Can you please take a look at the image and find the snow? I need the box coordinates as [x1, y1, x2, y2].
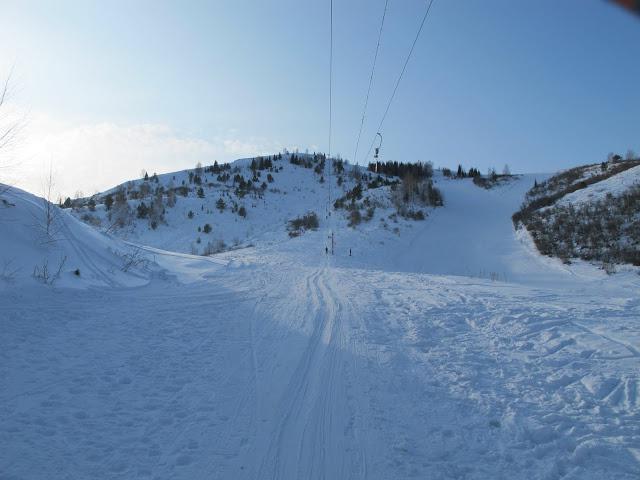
[1, 161, 639, 479]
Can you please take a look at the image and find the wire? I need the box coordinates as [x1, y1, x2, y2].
[329, 0, 333, 161]
[353, 0, 389, 165]
[328, 0, 333, 212]
[363, 0, 437, 163]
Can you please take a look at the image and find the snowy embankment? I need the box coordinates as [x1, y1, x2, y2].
[513, 159, 640, 268]
[0, 186, 150, 288]
[1, 164, 639, 479]
[558, 163, 640, 206]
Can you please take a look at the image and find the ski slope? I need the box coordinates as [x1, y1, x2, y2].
[2, 168, 639, 479]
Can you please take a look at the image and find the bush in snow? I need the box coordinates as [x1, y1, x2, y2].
[110, 187, 131, 228]
[348, 209, 362, 228]
[288, 212, 319, 237]
[202, 239, 226, 256]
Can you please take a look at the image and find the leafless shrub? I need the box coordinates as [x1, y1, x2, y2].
[32, 255, 67, 285]
[81, 213, 101, 227]
[1, 258, 20, 282]
[0, 70, 26, 193]
[121, 247, 148, 272]
[202, 239, 226, 256]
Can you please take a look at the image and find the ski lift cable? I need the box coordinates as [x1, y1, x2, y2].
[327, 0, 335, 256]
[328, 0, 333, 211]
[328, 0, 333, 162]
[363, 0, 437, 164]
[353, 0, 389, 165]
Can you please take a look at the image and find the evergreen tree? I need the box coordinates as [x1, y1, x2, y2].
[137, 202, 149, 219]
[104, 194, 114, 211]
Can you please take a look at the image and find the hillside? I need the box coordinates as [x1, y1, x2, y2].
[67, 153, 442, 255]
[513, 157, 640, 269]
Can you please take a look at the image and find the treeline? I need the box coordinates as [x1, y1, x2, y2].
[290, 153, 326, 170]
[367, 161, 433, 180]
[442, 165, 482, 178]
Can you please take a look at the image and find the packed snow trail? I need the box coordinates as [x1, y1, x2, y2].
[2, 235, 639, 479]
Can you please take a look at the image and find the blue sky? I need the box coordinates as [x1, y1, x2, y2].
[2, 0, 639, 196]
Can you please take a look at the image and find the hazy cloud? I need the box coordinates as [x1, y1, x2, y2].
[3, 108, 283, 199]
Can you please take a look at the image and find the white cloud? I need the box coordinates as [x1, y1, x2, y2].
[1, 108, 283, 199]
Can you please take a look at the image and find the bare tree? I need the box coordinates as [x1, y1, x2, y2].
[39, 162, 62, 241]
[0, 70, 25, 193]
[0, 73, 20, 155]
[625, 149, 636, 162]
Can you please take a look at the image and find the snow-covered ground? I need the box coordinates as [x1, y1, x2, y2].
[1, 164, 639, 479]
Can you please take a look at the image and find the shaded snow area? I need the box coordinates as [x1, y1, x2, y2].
[2, 167, 639, 479]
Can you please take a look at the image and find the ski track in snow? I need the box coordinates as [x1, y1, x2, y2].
[3, 246, 639, 479]
[2, 171, 640, 479]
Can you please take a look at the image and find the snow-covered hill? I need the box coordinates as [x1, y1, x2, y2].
[2, 157, 639, 479]
[513, 158, 640, 269]
[68, 153, 442, 256]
